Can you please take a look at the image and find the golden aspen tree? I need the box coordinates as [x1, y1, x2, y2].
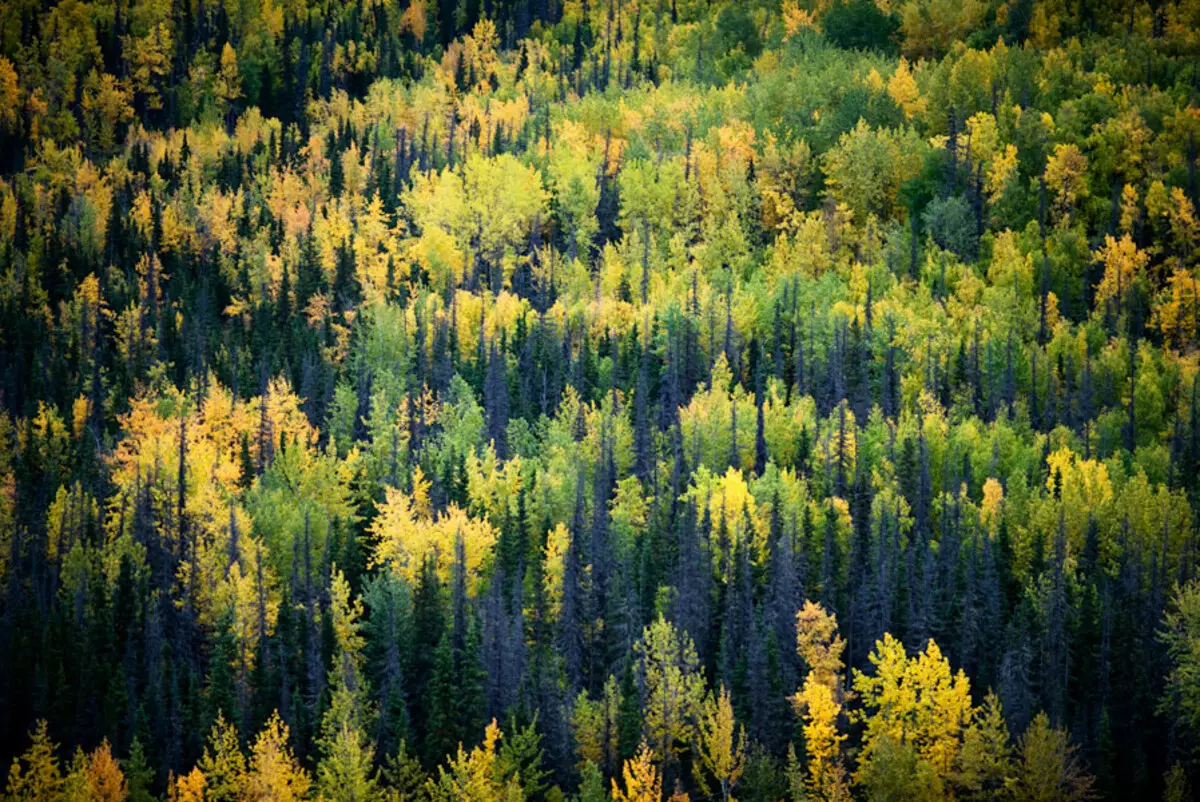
[1093, 234, 1150, 308]
[0, 57, 19, 134]
[214, 43, 242, 123]
[791, 601, 851, 802]
[245, 713, 311, 802]
[611, 744, 662, 802]
[695, 686, 746, 802]
[852, 635, 973, 786]
[1119, 184, 1140, 235]
[6, 721, 65, 802]
[888, 58, 927, 121]
[197, 713, 246, 802]
[82, 740, 127, 802]
[1044, 144, 1089, 223]
[795, 601, 846, 692]
[169, 769, 207, 802]
[426, 720, 524, 802]
[1157, 267, 1200, 348]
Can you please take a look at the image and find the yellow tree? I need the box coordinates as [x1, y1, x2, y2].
[0, 57, 19, 134]
[695, 686, 746, 802]
[852, 635, 973, 786]
[794, 681, 851, 802]
[169, 769, 207, 802]
[82, 740, 127, 802]
[634, 616, 707, 765]
[795, 601, 846, 693]
[887, 58, 927, 121]
[371, 488, 497, 585]
[1044, 144, 1089, 224]
[214, 43, 242, 124]
[245, 713, 311, 802]
[197, 713, 246, 802]
[791, 601, 851, 802]
[1093, 234, 1150, 309]
[611, 744, 662, 802]
[426, 720, 524, 802]
[81, 70, 133, 157]
[123, 0, 174, 112]
[6, 721, 64, 802]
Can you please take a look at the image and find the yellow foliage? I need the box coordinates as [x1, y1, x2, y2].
[370, 487, 497, 584]
[427, 719, 523, 802]
[0, 57, 19, 133]
[1044, 143, 1089, 222]
[853, 635, 973, 783]
[686, 466, 762, 576]
[169, 768, 206, 802]
[888, 58, 927, 120]
[81, 740, 126, 802]
[795, 601, 846, 693]
[246, 713, 310, 802]
[1157, 267, 1200, 349]
[697, 686, 746, 799]
[1120, 184, 1140, 235]
[981, 477, 1004, 536]
[543, 522, 570, 621]
[1093, 234, 1150, 307]
[612, 744, 662, 802]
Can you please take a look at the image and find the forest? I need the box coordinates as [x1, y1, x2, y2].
[2, 0, 1200, 799]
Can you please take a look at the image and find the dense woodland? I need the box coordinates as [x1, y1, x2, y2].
[2, 0, 1200, 799]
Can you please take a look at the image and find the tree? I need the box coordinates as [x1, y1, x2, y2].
[170, 769, 208, 802]
[81, 70, 133, 157]
[792, 602, 852, 802]
[380, 741, 427, 802]
[573, 677, 623, 775]
[611, 745, 662, 802]
[954, 692, 1012, 800]
[245, 713, 312, 802]
[318, 721, 381, 802]
[214, 43, 243, 125]
[1044, 145, 1088, 223]
[1093, 235, 1150, 309]
[823, 121, 926, 223]
[822, 0, 900, 54]
[695, 686, 746, 802]
[855, 734, 944, 802]
[1010, 713, 1094, 802]
[888, 58, 927, 120]
[125, 739, 155, 802]
[1160, 580, 1200, 754]
[634, 616, 707, 765]
[498, 716, 549, 801]
[852, 635, 973, 786]
[795, 601, 846, 693]
[0, 57, 19, 135]
[6, 722, 64, 802]
[426, 720, 525, 802]
[80, 740, 127, 802]
[197, 714, 246, 802]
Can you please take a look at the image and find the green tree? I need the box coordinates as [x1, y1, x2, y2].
[634, 616, 707, 766]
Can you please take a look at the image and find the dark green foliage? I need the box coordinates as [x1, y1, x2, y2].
[821, 0, 900, 54]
